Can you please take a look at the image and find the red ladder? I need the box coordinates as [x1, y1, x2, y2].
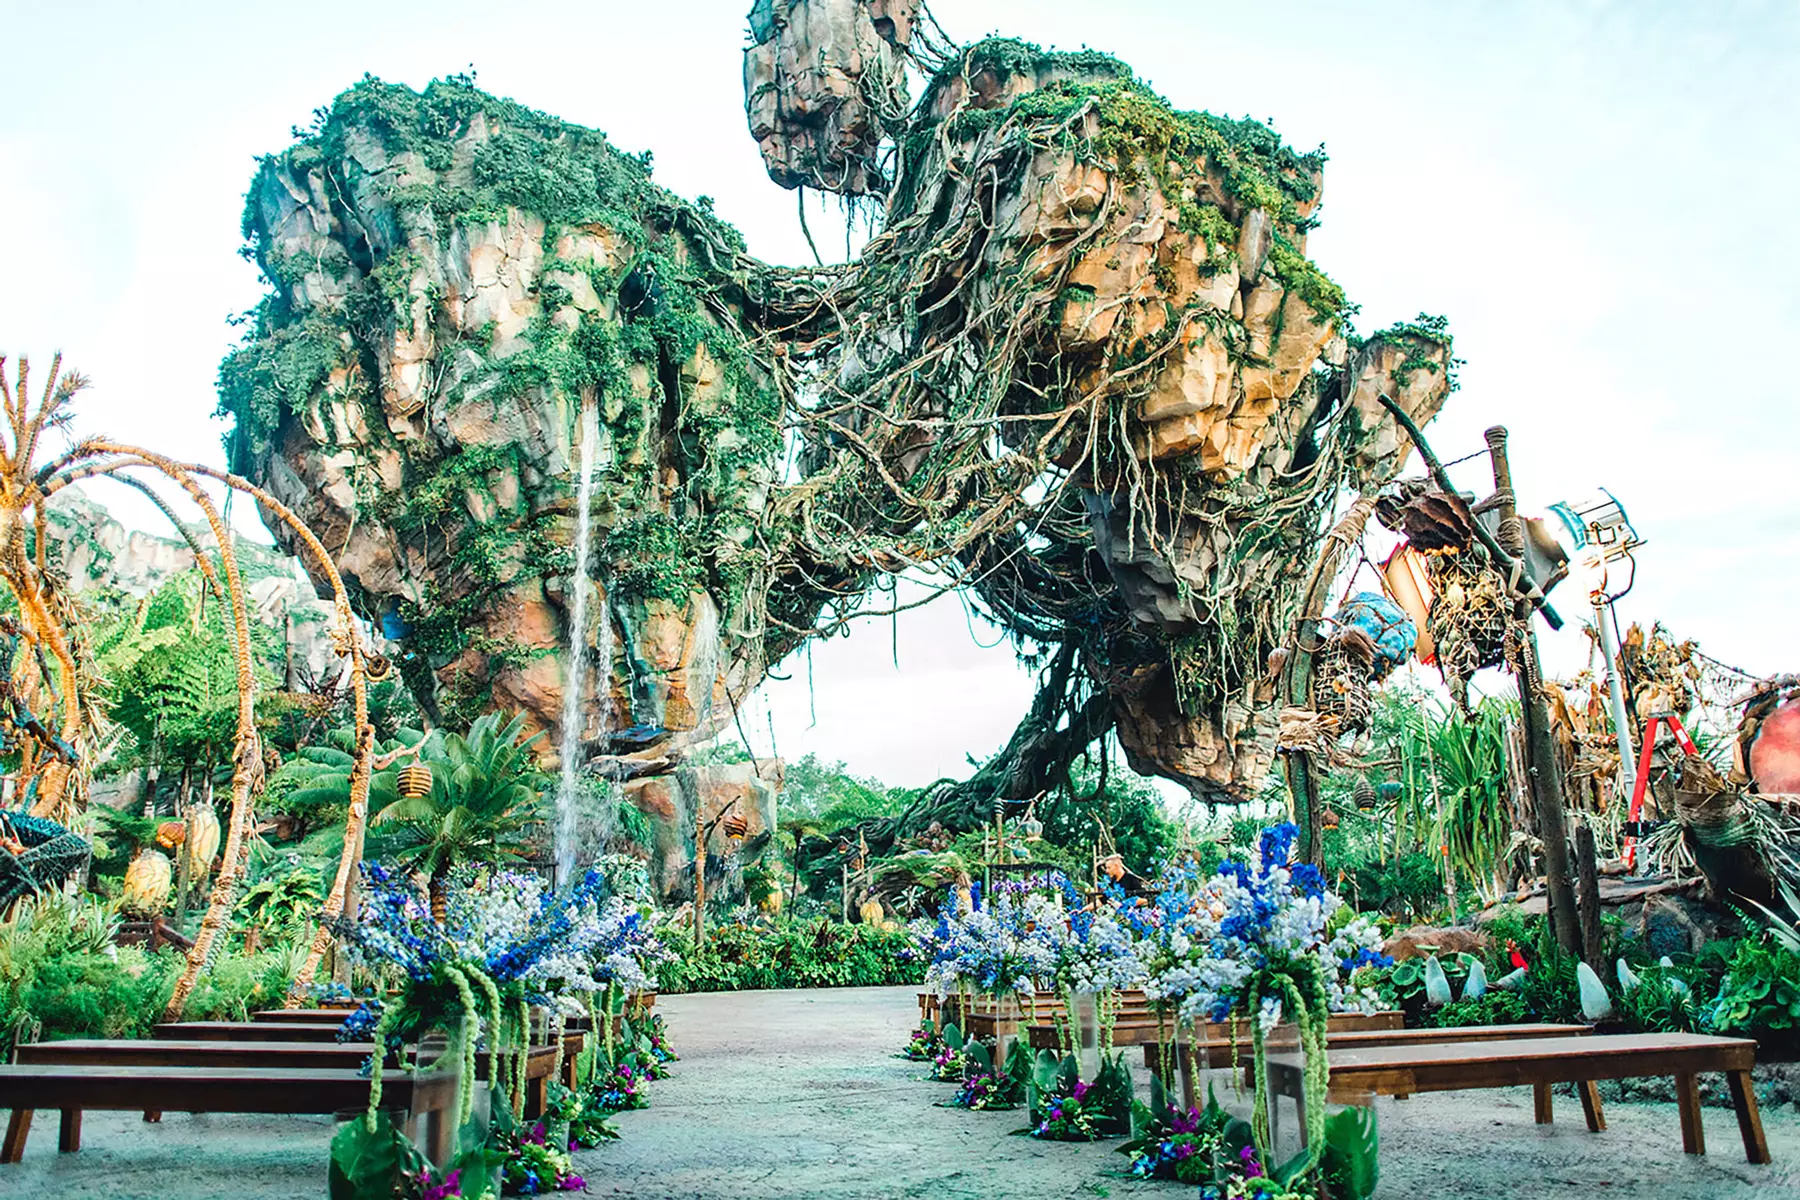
[1623, 712, 1697, 871]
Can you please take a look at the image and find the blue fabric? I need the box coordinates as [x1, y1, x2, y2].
[1334, 591, 1417, 671]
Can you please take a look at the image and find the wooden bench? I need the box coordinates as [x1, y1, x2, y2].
[1261, 1032, 1771, 1164]
[251, 1008, 360, 1024]
[1139, 1022, 1588, 1065]
[156, 1020, 352, 1041]
[0, 1065, 457, 1163]
[1024, 1009, 1406, 1051]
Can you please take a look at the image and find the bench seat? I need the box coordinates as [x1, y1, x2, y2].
[1262, 1032, 1770, 1164]
[0, 1065, 456, 1163]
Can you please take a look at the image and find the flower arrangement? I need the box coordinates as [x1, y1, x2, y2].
[538, 1080, 619, 1151]
[1029, 1078, 1100, 1141]
[1117, 825, 1388, 1192]
[910, 881, 1061, 999]
[950, 1067, 1024, 1110]
[591, 1060, 651, 1113]
[1023, 1049, 1134, 1140]
[495, 1120, 584, 1196]
[899, 1020, 945, 1062]
[334, 862, 670, 1130]
[1128, 824, 1388, 1027]
[639, 1013, 679, 1066]
[1121, 1085, 1260, 1187]
[928, 1041, 968, 1082]
[941, 1037, 1031, 1110]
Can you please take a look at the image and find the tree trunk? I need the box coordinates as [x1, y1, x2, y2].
[429, 871, 448, 924]
[1574, 818, 1604, 967]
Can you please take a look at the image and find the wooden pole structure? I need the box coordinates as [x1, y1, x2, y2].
[1483, 426, 1582, 958]
[1281, 497, 1378, 868]
[1574, 817, 1604, 967]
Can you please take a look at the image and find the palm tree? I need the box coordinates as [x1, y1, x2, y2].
[779, 815, 824, 914]
[368, 713, 547, 919]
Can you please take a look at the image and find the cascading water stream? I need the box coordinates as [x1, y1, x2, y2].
[556, 397, 603, 886]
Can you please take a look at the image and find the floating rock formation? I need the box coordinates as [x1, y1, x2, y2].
[219, 14, 1456, 812]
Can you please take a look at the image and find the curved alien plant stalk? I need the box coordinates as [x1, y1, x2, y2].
[0, 354, 379, 1018]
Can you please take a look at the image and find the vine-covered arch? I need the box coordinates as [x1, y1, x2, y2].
[213, 4, 1455, 857]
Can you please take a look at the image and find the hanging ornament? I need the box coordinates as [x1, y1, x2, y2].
[398, 763, 433, 799]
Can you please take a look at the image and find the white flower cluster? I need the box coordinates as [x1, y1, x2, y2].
[1055, 913, 1145, 993]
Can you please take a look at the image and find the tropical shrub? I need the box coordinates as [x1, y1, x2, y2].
[1708, 935, 1800, 1048]
[656, 918, 923, 993]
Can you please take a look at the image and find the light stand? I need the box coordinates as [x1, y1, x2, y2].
[1552, 489, 1645, 820]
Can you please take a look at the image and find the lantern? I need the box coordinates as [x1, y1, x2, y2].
[1017, 802, 1044, 842]
[722, 812, 749, 841]
[122, 849, 174, 912]
[1353, 778, 1377, 810]
[398, 763, 433, 799]
[185, 804, 221, 877]
[154, 820, 186, 850]
[1322, 807, 1341, 830]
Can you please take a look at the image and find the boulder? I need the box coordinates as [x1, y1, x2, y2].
[1383, 925, 1490, 963]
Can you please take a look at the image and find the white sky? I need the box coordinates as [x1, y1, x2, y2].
[3, 0, 1795, 788]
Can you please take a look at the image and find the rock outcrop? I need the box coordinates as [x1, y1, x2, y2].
[223, 79, 775, 763]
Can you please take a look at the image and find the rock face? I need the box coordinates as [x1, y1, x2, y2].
[41, 491, 343, 689]
[744, 34, 1455, 797]
[223, 79, 776, 763]
[625, 759, 783, 901]
[743, 0, 918, 195]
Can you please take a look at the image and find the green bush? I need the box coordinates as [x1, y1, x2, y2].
[657, 918, 924, 994]
[1708, 936, 1800, 1049]
[1, 893, 297, 1053]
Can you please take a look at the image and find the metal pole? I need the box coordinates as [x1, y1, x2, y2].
[1593, 597, 1639, 815]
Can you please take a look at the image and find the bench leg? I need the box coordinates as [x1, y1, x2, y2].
[3, 1110, 31, 1163]
[1675, 1072, 1705, 1155]
[1577, 1081, 1606, 1133]
[142, 1110, 162, 1123]
[1726, 1069, 1771, 1165]
[1533, 1082, 1553, 1125]
[57, 1110, 81, 1153]
[423, 1105, 453, 1168]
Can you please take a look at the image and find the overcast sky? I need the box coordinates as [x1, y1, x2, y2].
[3, 0, 1794, 787]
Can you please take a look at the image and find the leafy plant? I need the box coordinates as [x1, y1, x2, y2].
[367, 713, 547, 917]
[1708, 935, 1800, 1045]
[1318, 1105, 1380, 1200]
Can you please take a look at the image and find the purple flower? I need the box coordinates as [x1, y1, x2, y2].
[1240, 1145, 1264, 1178]
[420, 1167, 462, 1200]
[561, 1175, 585, 1191]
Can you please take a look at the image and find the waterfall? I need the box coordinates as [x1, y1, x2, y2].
[556, 396, 603, 887]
